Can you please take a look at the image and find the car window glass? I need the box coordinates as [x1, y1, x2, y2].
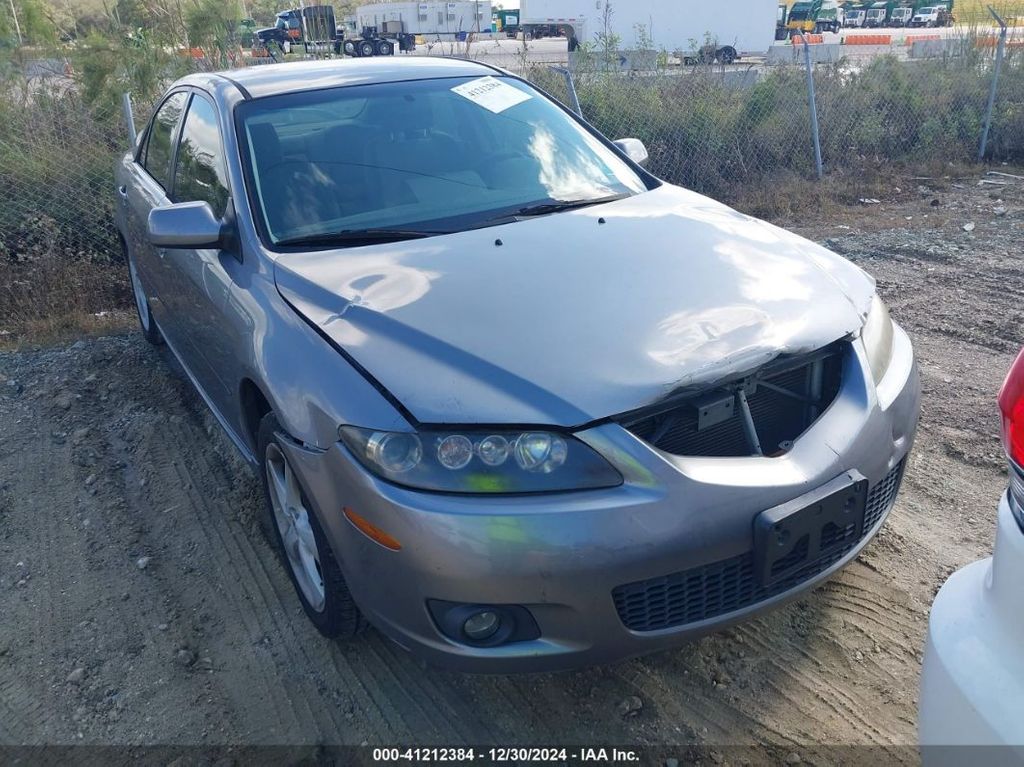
[237, 77, 648, 244]
[143, 92, 188, 189]
[173, 94, 230, 218]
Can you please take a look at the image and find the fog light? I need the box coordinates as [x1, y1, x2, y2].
[463, 610, 501, 640]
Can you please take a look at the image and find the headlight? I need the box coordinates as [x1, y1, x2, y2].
[339, 426, 622, 494]
[861, 294, 894, 384]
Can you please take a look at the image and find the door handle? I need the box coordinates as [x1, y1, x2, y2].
[117, 185, 128, 199]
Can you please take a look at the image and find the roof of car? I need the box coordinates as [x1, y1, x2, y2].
[202, 57, 505, 100]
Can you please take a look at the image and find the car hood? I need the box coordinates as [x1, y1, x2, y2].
[273, 184, 875, 426]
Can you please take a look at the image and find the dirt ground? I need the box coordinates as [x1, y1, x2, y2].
[0, 172, 1021, 755]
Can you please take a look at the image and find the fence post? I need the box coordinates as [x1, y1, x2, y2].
[979, 6, 1008, 161]
[122, 92, 137, 147]
[551, 66, 582, 117]
[802, 38, 824, 180]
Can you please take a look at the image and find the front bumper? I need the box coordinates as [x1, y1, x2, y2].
[285, 326, 920, 672]
[919, 494, 1024, 756]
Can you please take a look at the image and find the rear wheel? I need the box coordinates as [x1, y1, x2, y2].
[258, 413, 366, 639]
[126, 244, 162, 346]
[718, 46, 737, 64]
[359, 40, 375, 57]
[376, 39, 394, 55]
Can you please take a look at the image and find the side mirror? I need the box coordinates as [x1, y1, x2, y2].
[613, 137, 649, 167]
[147, 201, 225, 249]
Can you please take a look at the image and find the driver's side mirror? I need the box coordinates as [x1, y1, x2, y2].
[613, 138, 649, 167]
[147, 201, 226, 249]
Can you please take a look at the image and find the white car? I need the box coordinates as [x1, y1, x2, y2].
[919, 348, 1024, 759]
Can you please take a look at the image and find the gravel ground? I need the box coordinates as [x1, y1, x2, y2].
[0, 173, 1021, 755]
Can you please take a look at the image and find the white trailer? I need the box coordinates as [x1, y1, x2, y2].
[355, 2, 492, 38]
[519, 0, 777, 62]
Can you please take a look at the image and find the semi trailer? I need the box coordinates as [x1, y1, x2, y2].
[519, 0, 776, 64]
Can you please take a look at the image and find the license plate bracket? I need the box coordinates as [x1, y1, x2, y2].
[753, 471, 868, 587]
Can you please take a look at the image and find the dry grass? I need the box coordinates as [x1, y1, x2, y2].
[0, 259, 133, 350]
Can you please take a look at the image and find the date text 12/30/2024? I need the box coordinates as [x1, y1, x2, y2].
[373, 748, 640, 763]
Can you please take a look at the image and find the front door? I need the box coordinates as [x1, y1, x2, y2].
[164, 92, 241, 416]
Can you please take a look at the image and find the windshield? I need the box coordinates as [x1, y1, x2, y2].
[236, 76, 648, 247]
[918, 7, 934, 12]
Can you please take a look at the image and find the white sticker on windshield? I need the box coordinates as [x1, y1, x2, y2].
[451, 77, 531, 113]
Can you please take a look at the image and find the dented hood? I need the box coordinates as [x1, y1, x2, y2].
[273, 184, 875, 426]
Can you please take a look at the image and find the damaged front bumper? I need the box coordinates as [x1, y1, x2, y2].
[280, 324, 920, 672]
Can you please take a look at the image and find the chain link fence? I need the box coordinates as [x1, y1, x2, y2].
[2, 35, 1023, 270]
[524, 38, 1024, 202]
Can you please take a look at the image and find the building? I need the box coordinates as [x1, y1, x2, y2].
[354, 2, 492, 38]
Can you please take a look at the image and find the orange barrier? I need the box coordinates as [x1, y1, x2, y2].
[904, 33, 941, 45]
[843, 34, 892, 45]
[976, 36, 1024, 48]
[791, 33, 825, 45]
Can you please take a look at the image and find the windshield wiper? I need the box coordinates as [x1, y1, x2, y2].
[513, 194, 630, 218]
[276, 228, 444, 248]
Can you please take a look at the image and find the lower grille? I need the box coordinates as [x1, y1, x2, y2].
[612, 460, 906, 633]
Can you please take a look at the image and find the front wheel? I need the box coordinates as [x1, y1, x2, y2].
[259, 413, 367, 639]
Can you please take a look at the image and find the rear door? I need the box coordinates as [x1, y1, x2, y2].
[124, 91, 188, 339]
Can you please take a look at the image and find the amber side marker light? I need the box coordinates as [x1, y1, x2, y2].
[343, 507, 402, 551]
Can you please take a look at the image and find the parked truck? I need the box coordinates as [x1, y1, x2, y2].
[786, 0, 823, 34]
[863, 0, 894, 26]
[519, 0, 776, 64]
[843, 3, 868, 27]
[815, 0, 845, 32]
[493, 9, 521, 37]
[909, 2, 954, 26]
[776, 3, 789, 40]
[256, 5, 341, 53]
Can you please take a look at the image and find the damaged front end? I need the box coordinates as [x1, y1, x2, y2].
[616, 341, 847, 458]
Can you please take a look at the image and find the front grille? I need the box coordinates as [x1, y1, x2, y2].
[612, 460, 906, 633]
[621, 345, 845, 457]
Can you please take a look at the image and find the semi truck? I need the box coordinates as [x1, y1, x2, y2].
[518, 0, 776, 64]
[256, 5, 341, 53]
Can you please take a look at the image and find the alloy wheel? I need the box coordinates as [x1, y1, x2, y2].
[265, 443, 326, 612]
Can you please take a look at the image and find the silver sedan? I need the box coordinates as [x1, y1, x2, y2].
[114, 57, 920, 672]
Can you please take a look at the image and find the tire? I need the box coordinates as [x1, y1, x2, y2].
[376, 39, 393, 55]
[343, 40, 357, 56]
[258, 413, 367, 639]
[125, 241, 163, 346]
[359, 40, 375, 57]
[717, 46, 737, 65]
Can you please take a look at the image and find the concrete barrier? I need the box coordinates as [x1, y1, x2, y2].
[767, 42, 843, 64]
[910, 38, 949, 58]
